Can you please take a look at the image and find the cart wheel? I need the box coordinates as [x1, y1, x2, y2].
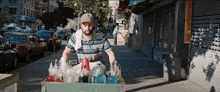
[26, 52, 30, 62]
[52, 43, 56, 52]
[40, 47, 46, 57]
[14, 57, 17, 69]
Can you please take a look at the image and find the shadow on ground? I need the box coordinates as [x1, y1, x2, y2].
[103, 45, 164, 85]
[126, 80, 183, 92]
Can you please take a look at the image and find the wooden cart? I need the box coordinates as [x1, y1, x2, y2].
[41, 76, 125, 92]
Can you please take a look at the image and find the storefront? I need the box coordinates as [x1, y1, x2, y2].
[189, 0, 220, 91]
[130, 0, 189, 81]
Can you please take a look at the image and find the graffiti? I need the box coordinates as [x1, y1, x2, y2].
[203, 62, 216, 82]
[202, 54, 220, 82]
[190, 23, 220, 82]
[190, 62, 195, 70]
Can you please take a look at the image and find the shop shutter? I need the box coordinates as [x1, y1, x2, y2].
[190, 0, 220, 90]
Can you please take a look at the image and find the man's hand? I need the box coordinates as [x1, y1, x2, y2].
[62, 48, 71, 60]
[60, 57, 67, 73]
[109, 61, 122, 77]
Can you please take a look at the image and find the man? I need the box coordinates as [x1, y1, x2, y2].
[60, 13, 120, 76]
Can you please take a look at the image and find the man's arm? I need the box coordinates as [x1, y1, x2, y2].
[107, 50, 116, 65]
[61, 33, 75, 60]
[61, 48, 72, 60]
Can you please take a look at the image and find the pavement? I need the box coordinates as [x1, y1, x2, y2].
[105, 34, 207, 92]
[9, 34, 207, 92]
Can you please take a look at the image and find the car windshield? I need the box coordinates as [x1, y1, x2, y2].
[20, 27, 26, 29]
[4, 33, 27, 42]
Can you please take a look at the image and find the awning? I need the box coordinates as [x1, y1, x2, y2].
[129, 0, 175, 14]
[10, 15, 37, 21]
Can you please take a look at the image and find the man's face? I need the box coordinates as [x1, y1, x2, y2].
[81, 22, 94, 36]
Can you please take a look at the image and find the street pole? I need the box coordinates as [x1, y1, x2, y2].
[48, 0, 50, 12]
[78, 4, 82, 30]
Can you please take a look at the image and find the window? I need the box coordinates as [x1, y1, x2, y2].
[22, 8, 25, 15]
[25, 9, 27, 15]
[24, 0, 27, 4]
[33, 0, 35, 5]
[0, 8, 2, 13]
[9, 8, 17, 15]
[9, 0, 17, 3]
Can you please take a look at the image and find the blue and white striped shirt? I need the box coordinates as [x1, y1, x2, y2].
[66, 32, 112, 63]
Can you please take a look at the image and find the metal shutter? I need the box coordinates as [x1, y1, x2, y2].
[190, 0, 220, 90]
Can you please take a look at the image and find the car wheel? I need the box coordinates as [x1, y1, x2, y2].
[14, 57, 17, 69]
[26, 52, 30, 62]
[40, 48, 45, 57]
[52, 43, 56, 52]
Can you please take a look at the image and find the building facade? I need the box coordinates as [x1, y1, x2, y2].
[129, 0, 220, 91]
[189, 0, 220, 91]
[0, 0, 36, 17]
[108, 0, 119, 24]
[0, 0, 58, 31]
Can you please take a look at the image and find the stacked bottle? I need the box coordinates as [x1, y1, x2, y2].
[91, 66, 106, 83]
[106, 75, 118, 84]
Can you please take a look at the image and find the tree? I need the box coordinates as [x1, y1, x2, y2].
[58, 0, 110, 27]
[40, 1, 77, 29]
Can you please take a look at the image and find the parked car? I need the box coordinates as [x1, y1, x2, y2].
[36, 30, 62, 51]
[6, 26, 21, 32]
[57, 30, 71, 40]
[20, 26, 31, 33]
[0, 36, 17, 71]
[57, 31, 65, 40]
[3, 32, 47, 62]
[4, 23, 21, 32]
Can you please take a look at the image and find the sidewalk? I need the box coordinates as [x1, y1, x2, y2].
[105, 34, 207, 92]
[11, 34, 207, 92]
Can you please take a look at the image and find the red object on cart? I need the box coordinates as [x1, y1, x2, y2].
[81, 58, 90, 70]
[55, 78, 62, 82]
[46, 75, 55, 82]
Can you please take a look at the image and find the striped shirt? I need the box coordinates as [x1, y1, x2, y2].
[66, 31, 112, 63]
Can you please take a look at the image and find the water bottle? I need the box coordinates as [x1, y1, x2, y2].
[107, 75, 118, 84]
[91, 66, 106, 83]
[92, 73, 106, 83]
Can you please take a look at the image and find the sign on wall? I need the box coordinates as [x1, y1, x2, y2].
[109, 0, 117, 7]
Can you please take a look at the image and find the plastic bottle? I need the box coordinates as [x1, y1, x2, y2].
[46, 62, 55, 82]
[46, 75, 55, 82]
[92, 66, 106, 83]
[107, 75, 118, 84]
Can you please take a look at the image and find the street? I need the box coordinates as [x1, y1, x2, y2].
[6, 35, 161, 92]
[8, 40, 69, 92]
